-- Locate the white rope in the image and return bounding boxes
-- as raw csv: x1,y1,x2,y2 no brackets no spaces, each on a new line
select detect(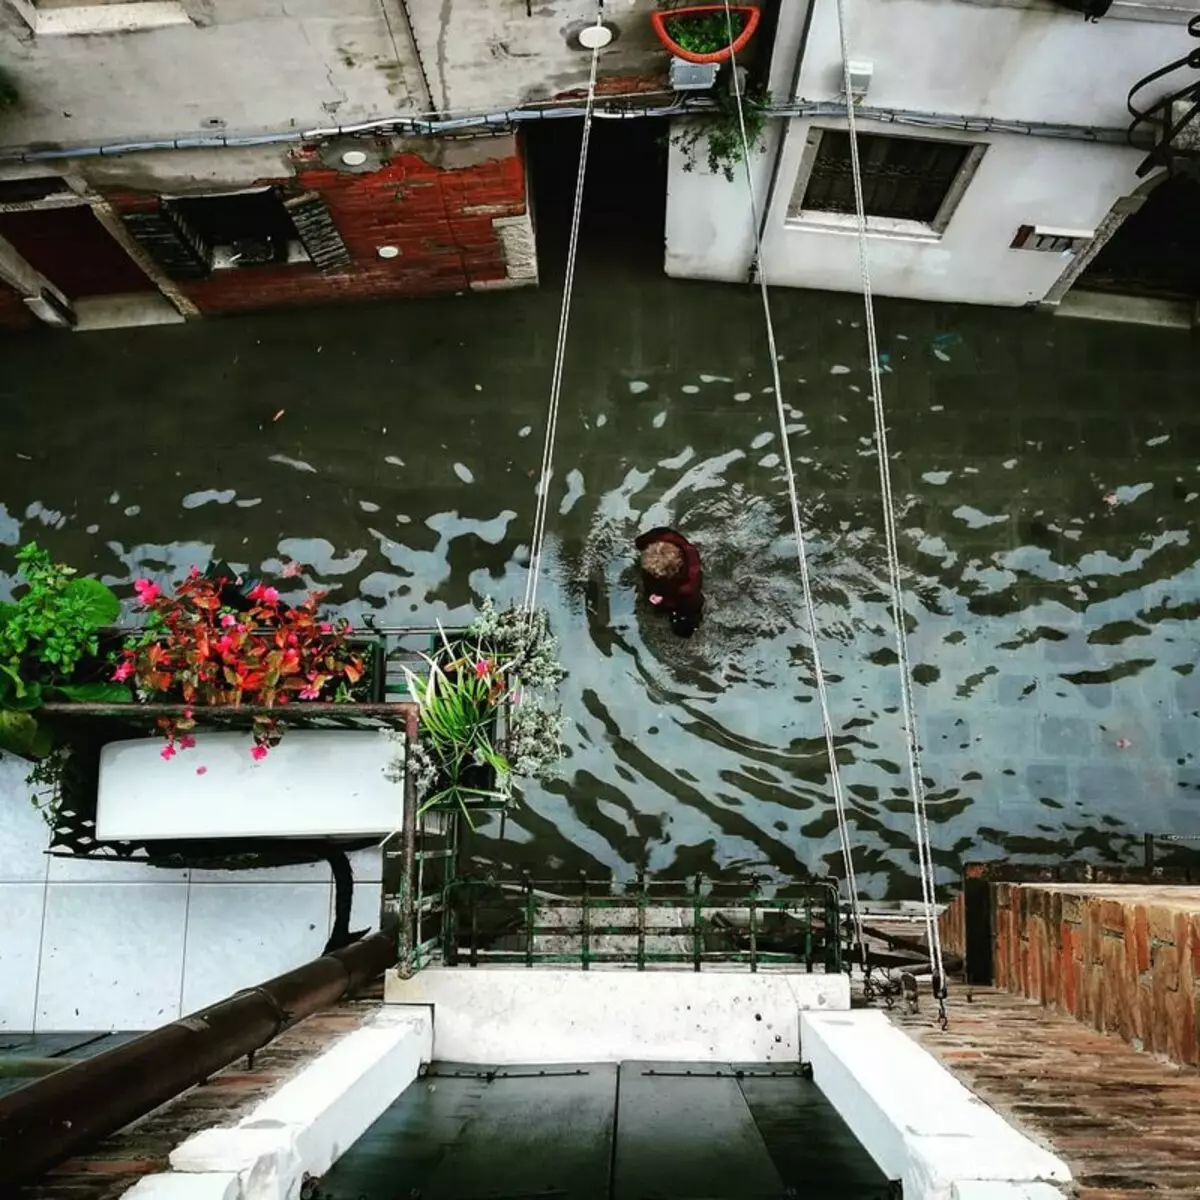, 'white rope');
718,1,864,956
523,15,604,615
832,0,946,999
